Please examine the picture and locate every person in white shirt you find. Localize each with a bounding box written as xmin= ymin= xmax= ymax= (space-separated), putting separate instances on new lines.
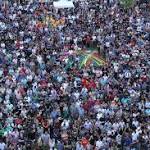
xmin=41 ymin=131 xmax=50 ymax=145
xmin=116 ymin=133 xmax=122 ymax=145
xmin=132 ymin=131 xmax=139 ymax=142
xmin=49 ymin=138 xmax=55 ymax=150
xmin=132 ymin=118 xmax=139 ymax=128
xmin=0 ymin=140 xmax=6 ymax=150
xmin=96 ymin=137 xmax=104 ymax=149
xmin=61 ymin=119 xmax=70 ymax=130
xmin=84 ymin=120 xmax=92 ymax=130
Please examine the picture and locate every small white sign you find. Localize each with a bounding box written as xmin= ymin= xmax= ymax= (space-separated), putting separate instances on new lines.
xmin=53 ymin=0 xmax=74 ymax=9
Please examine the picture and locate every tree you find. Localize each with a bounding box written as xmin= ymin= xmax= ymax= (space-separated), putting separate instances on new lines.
xmin=120 ymin=0 xmax=135 ymax=9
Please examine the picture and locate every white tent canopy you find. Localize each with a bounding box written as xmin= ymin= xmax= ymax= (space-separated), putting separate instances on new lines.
xmin=53 ymin=0 xmax=74 ymax=9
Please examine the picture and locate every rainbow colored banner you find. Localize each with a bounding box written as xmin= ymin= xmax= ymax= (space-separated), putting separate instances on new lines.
xmin=78 ymin=51 xmax=106 ymax=68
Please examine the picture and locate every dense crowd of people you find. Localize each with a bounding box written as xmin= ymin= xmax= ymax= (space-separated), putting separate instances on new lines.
xmin=0 ymin=0 xmax=150 ymax=149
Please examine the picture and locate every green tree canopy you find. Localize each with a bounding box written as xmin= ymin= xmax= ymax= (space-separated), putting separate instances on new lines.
xmin=120 ymin=0 xmax=135 ymax=9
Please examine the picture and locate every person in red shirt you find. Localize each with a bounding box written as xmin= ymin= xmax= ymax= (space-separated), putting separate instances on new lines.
xmin=82 ymin=78 xmax=96 ymax=90
xmin=82 ymin=78 xmax=89 ymax=89
xmin=42 ymin=119 xmax=49 ymax=129
xmin=39 ymin=80 xmax=48 ymax=89
xmin=81 ymin=137 xmax=89 ymax=149
xmin=89 ymin=79 xmax=96 ymax=89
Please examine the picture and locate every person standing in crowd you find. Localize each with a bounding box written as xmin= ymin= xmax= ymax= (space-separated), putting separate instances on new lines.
xmin=0 ymin=0 xmax=149 ymax=149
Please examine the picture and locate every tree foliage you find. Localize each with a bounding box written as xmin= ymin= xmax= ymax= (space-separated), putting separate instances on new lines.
xmin=120 ymin=0 xmax=135 ymax=9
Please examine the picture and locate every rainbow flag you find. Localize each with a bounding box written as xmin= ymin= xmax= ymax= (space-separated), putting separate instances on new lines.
xmin=78 ymin=51 xmax=106 ymax=68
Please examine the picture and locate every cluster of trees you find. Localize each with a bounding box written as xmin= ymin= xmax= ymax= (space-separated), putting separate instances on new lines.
xmin=120 ymin=0 xmax=135 ymax=9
